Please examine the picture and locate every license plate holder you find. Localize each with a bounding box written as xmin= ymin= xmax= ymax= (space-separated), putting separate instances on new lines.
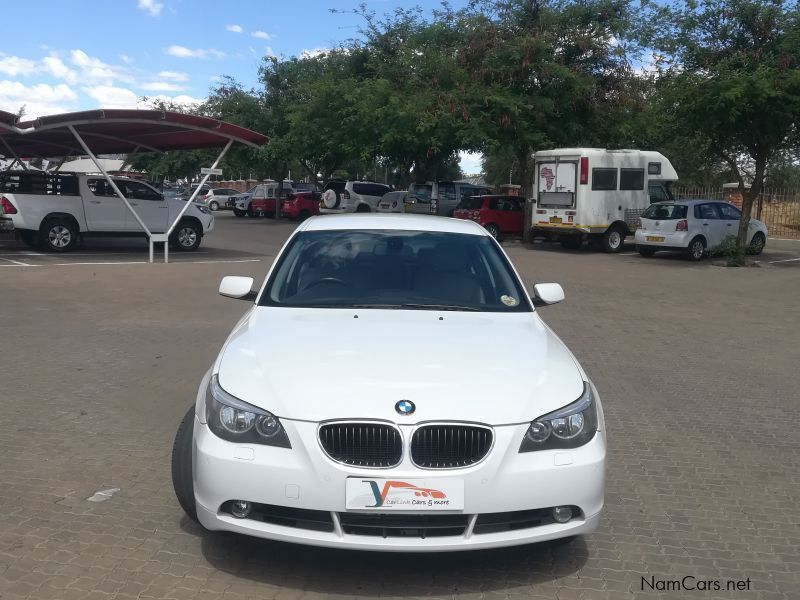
xmin=345 ymin=478 xmax=464 ymax=511
xmin=549 ymin=216 xmax=562 ymax=224
xmin=646 ymin=235 xmax=665 ymax=242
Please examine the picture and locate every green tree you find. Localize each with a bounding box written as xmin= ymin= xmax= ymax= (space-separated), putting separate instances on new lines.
xmin=646 ymin=0 xmax=800 ymax=248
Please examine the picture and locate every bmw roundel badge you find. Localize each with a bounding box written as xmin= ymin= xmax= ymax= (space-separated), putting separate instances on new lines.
xmin=395 ymin=399 xmax=415 ymax=415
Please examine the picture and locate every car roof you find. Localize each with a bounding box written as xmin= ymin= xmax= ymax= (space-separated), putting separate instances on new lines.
xmin=299 ymin=214 xmax=489 ymax=236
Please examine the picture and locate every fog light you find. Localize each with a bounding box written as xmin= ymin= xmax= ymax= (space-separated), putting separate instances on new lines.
xmin=231 ymin=500 xmax=252 ymax=519
xmin=552 ymin=506 xmax=573 ymax=523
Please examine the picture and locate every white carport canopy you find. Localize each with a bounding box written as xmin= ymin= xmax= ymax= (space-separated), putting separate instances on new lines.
xmin=0 ymin=109 xmax=267 ymax=262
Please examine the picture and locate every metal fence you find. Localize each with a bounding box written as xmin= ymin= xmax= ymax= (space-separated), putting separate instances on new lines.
xmin=673 ymin=186 xmax=800 ymax=239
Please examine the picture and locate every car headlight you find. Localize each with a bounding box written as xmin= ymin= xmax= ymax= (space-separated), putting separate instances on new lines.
xmin=195 ymin=205 xmax=210 ymax=214
xmin=519 ymin=382 xmax=597 ymax=452
xmin=205 ymin=375 xmax=291 ymax=448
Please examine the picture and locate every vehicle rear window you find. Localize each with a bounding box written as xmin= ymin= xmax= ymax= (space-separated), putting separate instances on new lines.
xmin=642 ymin=204 xmax=687 ymax=219
xmin=408 ymin=184 xmax=433 ymax=201
xmin=324 ymin=181 xmax=346 ymax=193
xmin=262 ymin=230 xmax=530 ymax=313
xmin=457 ymin=196 xmax=484 ymax=210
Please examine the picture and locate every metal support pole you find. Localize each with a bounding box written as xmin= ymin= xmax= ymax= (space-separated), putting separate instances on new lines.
xmin=165 ymin=138 xmax=233 ymax=240
xmin=1 ymin=138 xmax=30 ymax=171
xmin=68 ymin=125 xmax=155 ymax=259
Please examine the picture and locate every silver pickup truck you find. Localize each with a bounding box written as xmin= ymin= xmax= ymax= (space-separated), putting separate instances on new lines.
xmin=0 ymin=171 xmax=214 ymax=252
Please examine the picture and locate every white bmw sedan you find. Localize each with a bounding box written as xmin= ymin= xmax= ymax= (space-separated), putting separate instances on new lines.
xmin=172 ymin=214 xmax=606 ymax=551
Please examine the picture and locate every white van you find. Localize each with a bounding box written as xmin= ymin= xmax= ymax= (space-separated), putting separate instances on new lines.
xmin=531 ymin=149 xmax=679 ymax=252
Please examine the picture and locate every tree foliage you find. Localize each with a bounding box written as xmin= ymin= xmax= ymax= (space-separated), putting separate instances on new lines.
xmin=644 ymin=0 xmax=800 ymax=247
xmin=125 ymin=0 xmax=799 ymax=241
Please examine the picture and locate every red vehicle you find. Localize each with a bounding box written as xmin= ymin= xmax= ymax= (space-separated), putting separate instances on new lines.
xmin=452 ymin=195 xmax=525 ymax=239
xmin=282 ymin=191 xmax=321 ymax=221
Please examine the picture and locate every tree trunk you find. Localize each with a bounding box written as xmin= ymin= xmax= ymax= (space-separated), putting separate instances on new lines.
xmin=517 ymin=146 xmax=534 ymax=242
xmin=736 ymin=154 xmax=767 ymax=250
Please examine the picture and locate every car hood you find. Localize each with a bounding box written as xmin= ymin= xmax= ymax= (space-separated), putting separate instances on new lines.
xmin=216 ymin=307 xmax=584 ymax=425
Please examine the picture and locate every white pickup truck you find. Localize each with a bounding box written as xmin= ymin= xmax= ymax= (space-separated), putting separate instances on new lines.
xmin=0 ymin=171 xmax=213 ymax=252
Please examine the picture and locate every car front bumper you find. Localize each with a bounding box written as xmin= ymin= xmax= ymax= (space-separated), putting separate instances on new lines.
xmin=192 ymin=416 xmax=606 ymax=551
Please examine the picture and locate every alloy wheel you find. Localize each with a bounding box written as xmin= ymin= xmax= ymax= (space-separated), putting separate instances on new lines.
xmin=48 ymin=225 xmax=72 ymax=248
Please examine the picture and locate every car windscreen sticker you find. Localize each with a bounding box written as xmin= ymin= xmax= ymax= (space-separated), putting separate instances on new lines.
xmin=501 ymin=295 xmax=518 ymax=307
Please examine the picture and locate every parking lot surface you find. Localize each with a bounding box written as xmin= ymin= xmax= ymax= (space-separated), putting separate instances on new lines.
xmin=1 ymin=213 xmax=798 ymax=600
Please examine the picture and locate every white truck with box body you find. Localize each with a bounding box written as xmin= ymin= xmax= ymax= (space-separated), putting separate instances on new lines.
xmin=0 ymin=171 xmax=214 ymax=252
xmin=531 ymin=148 xmax=678 ymax=252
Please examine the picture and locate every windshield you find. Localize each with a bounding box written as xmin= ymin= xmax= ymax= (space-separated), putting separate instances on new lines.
xmin=261 ymin=230 xmax=530 ymax=312
xmin=642 ymin=204 xmax=688 ymax=219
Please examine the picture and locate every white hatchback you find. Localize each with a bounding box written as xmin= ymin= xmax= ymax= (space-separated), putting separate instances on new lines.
xmin=635 ymin=200 xmax=768 ymax=260
xmin=171 ymin=214 xmax=606 ymax=552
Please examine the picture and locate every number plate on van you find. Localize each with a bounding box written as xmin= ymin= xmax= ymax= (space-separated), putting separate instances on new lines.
xmin=549 ymin=217 xmax=562 ymax=224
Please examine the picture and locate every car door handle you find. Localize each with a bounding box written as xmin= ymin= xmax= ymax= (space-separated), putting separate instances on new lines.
xmin=727 ymin=223 xmax=733 ymax=226
xmin=89 ymin=200 xmax=101 ymax=204
xmin=702 ymin=223 xmax=709 ymax=226
xmin=129 ymin=202 xmax=138 ymax=206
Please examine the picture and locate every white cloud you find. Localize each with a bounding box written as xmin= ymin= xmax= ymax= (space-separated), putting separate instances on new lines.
xmin=119 ymin=54 xmax=134 ymax=65
xmin=0 ymin=80 xmax=78 ymax=118
xmin=84 ymin=84 xmax=203 ymax=111
xmin=140 ymin=81 xmax=186 ymax=92
xmin=264 ymin=47 xmax=276 ymax=58
xmin=158 ymin=70 xmax=188 ymax=82
xmin=164 ymin=46 xmax=226 ymax=59
xmin=84 ymin=85 xmax=139 ymax=109
xmin=42 ymin=55 xmax=78 ymax=85
xmin=226 ymin=24 xmax=243 ymax=33
xmin=69 ymin=49 xmax=134 ymax=85
xmin=0 ymin=56 xmax=37 ymax=77
xmin=300 ymin=47 xmax=328 ymax=59
xmin=252 ymin=30 xmax=271 ymax=40
xmin=137 ymin=0 xmax=163 ymax=17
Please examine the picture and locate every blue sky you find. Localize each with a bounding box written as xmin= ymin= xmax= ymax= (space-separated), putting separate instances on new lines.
xmin=0 ymin=0 xmax=480 ymax=171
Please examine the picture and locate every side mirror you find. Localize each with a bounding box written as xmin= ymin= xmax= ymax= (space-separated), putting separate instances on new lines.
xmin=219 ymin=276 xmax=257 ymax=301
xmin=532 ymin=283 xmax=565 ymax=307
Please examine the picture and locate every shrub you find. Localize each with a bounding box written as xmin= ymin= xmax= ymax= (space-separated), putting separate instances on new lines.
xmin=712 ymin=235 xmax=747 ymax=267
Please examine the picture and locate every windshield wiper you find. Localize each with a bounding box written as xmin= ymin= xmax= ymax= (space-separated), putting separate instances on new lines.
xmin=401 ymin=303 xmax=479 ymax=312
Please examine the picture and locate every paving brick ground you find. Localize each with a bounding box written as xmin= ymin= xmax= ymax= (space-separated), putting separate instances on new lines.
xmin=1 ymin=213 xmax=798 ymax=599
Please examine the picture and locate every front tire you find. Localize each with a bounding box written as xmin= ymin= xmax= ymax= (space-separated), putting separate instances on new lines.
xmin=40 ymin=218 xmax=79 ymax=252
xmin=687 ymin=236 xmax=706 ymax=261
xmin=355 ymin=204 xmax=371 ymax=213
xmin=747 ymin=232 xmax=766 ymax=255
xmin=233 ymin=209 xmax=246 ymax=217
xmin=209 ymin=200 xmax=219 ymax=211
xmin=171 ymin=407 xmax=198 ymax=523
xmin=170 ymin=221 xmax=202 ymax=251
